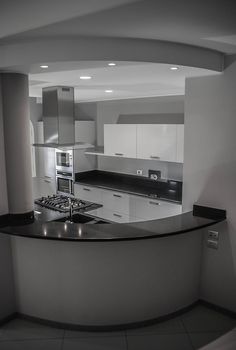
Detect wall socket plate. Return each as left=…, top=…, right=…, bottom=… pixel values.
left=137, top=170, right=143, bottom=175
left=207, top=240, right=218, bottom=249
left=208, top=230, right=219, bottom=241
left=207, top=230, right=219, bottom=249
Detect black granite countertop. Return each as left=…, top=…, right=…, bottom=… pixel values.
left=0, top=205, right=226, bottom=242
left=74, top=170, right=182, bottom=203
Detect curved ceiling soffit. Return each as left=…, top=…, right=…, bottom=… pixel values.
left=0, top=37, right=224, bottom=72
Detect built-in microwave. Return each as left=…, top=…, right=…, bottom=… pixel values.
left=56, top=170, right=74, bottom=196
left=56, top=150, right=73, bottom=172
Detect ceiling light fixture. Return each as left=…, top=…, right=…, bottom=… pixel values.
left=40, top=65, right=48, bottom=69
left=80, top=76, right=92, bottom=80
left=108, top=63, right=116, bottom=66
left=105, top=90, right=113, bottom=93
left=170, top=67, right=179, bottom=71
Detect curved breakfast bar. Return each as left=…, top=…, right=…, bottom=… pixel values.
left=0, top=206, right=226, bottom=329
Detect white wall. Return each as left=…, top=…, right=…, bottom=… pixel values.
left=0, top=76, right=8, bottom=215
left=96, top=95, right=184, bottom=180
left=183, top=60, right=236, bottom=312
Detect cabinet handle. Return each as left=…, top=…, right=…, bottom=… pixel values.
left=113, top=213, right=122, bottom=218
left=44, top=180, right=51, bottom=183
left=44, top=175, right=52, bottom=179
left=113, top=194, right=122, bottom=198
left=149, top=201, right=160, bottom=206
left=115, top=153, right=124, bottom=156
left=150, top=156, right=160, bottom=159
left=83, top=188, right=91, bottom=192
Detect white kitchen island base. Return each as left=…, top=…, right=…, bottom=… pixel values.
left=11, top=230, right=202, bottom=327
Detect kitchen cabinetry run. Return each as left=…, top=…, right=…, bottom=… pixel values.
left=74, top=183, right=182, bottom=223
left=104, top=124, right=137, bottom=158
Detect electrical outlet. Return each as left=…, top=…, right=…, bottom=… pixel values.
left=137, top=169, right=143, bottom=175
left=208, top=230, right=219, bottom=241
left=207, top=240, right=218, bottom=249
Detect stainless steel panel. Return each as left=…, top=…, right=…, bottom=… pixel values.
left=43, top=86, right=74, bottom=145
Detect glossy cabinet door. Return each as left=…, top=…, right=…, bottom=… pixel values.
left=133, top=195, right=182, bottom=221
left=102, top=190, right=130, bottom=214
left=104, top=124, right=137, bottom=158
left=37, top=122, right=56, bottom=195
left=137, top=124, right=177, bottom=162
left=88, top=208, right=137, bottom=223
left=74, top=184, right=103, bottom=204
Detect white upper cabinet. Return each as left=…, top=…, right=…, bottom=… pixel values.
left=104, top=124, right=137, bottom=158
left=137, top=124, right=177, bottom=162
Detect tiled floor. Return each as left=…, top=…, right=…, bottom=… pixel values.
left=0, top=305, right=235, bottom=350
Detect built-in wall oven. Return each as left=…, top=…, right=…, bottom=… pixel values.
left=56, top=150, right=74, bottom=196
left=56, top=150, right=73, bottom=172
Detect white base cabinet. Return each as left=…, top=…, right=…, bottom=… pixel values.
left=74, top=183, right=182, bottom=223
left=74, top=184, right=103, bottom=204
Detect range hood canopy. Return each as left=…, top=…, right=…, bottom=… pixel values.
left=34, top=86, right=93, bottom=150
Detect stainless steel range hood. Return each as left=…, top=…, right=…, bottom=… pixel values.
left=34, top=86, right=93, bottom=150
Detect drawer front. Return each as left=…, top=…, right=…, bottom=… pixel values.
left=74, top=184, right=103, bottom=204
left=88, top=208, right=135, bottom=223
left=102, top=190, right=130, bottom=214
left=134, top=196, right=182, bottom=220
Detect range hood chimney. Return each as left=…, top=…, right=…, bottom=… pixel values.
left=43, top=86, right=75, bottom=145
left=34, top=86, right=93, bottom=150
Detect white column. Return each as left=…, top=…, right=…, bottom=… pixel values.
left=1, top=73, right=33, bottom=214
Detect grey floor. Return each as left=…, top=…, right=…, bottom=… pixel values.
left=0, top=305, right=235, bottom=350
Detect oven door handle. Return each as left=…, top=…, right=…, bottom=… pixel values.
left=70, top=179, right=74, bottom=195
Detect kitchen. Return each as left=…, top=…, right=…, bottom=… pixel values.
left=0, top=1, right=236, bottom=349
left=32, top=83, right=184, bottom=225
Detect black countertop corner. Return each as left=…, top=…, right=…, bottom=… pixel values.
left=75, top=170, right=182, bottom=203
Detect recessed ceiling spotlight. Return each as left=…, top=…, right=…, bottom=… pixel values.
left=170, top=67, right=179, bottom=71
left=105, top=89, right=113, bottom=93
left=40, top=65, right=48, bottom=69
left=80, top=76, right=92, bottom=80
left=108, top=63, right=116, bottom=66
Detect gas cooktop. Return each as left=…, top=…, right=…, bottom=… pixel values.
left=35, top=195, right=95, bottom=213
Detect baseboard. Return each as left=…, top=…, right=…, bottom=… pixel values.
left=17, top=302, right=199, bottom=332
left=2, top=300, right=235, bottom=331
left=199, top=299, right=236, bottom=319
left=0, top=313, right=17, bottom=327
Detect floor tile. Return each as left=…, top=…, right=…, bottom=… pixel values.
left=64, top=329, right=125, bottom=338
left=181, top=306, right=236, bottom=333
left=188, top=331, right=226, bottom=349
left=198, top=329, right=236, bottom=350
left=62, top=336, right=127, bottom=350
left=126, top=317, right=185, bottom=335
left=0, top=318, right=64, bottom=341
left=127, top=333, right=193, bottom=350
left=0, top=339, right=62, bottom=350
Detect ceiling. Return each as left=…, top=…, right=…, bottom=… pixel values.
left=1, top=0, right=236, bottom=54
left=0, top=0, right=233, bottom=102
left=0, top=0, right=139, bottom=39
left=29, top=61, right=220, bottom=102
